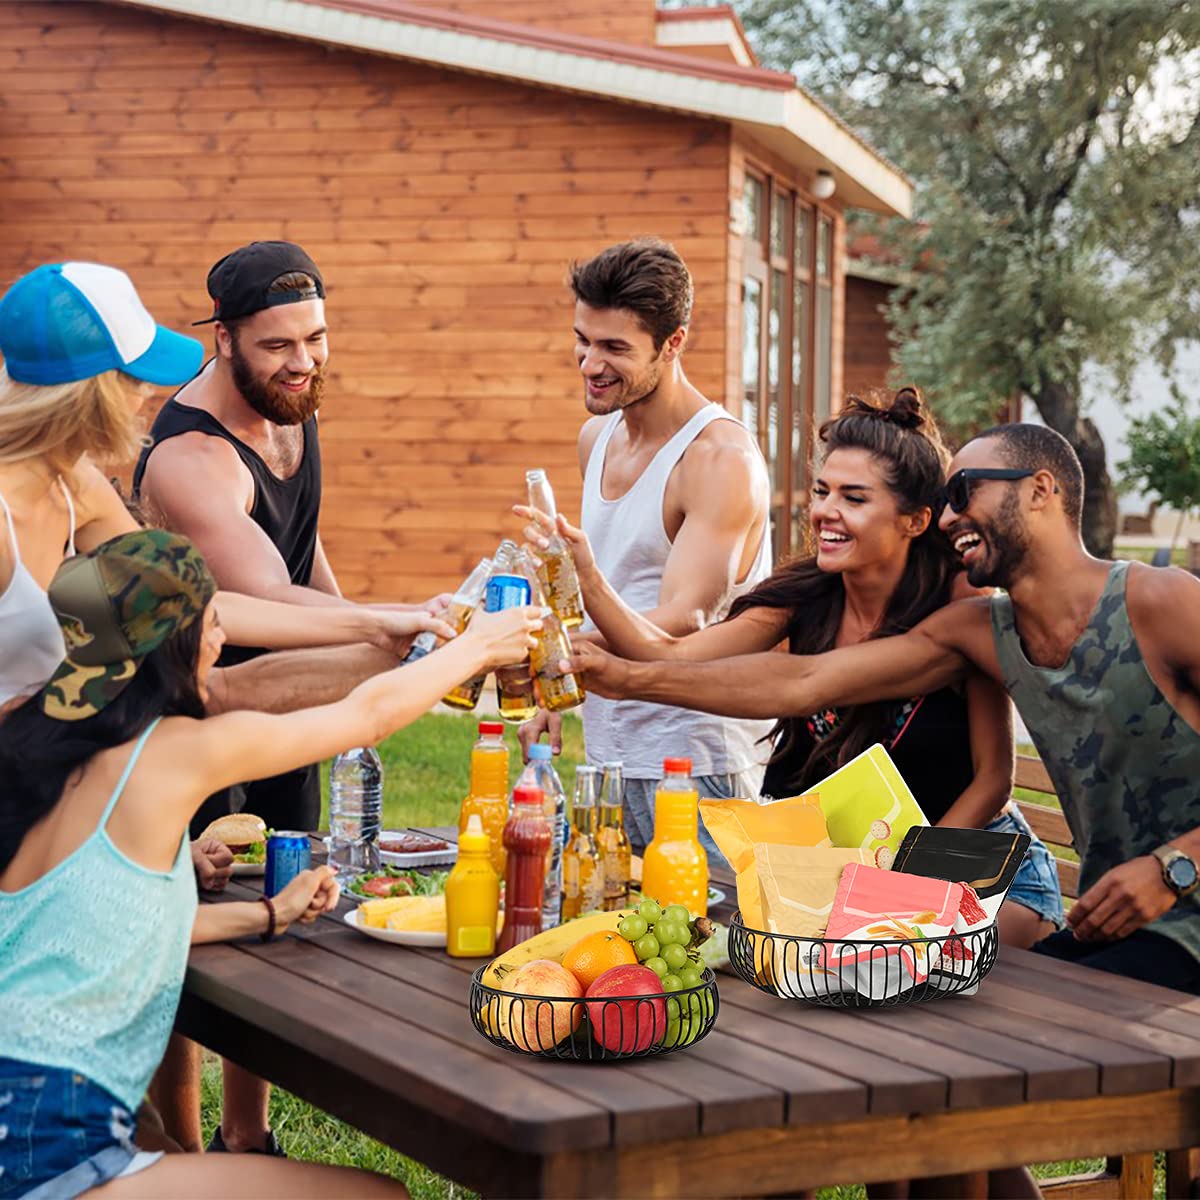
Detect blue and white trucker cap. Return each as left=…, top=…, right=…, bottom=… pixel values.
left=0, top=262, right=204, bottom=387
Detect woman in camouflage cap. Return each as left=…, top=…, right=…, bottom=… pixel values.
left=0, top=528, right=543, bottom=1198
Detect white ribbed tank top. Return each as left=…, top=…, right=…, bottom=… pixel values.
left=581, top=405, right=774, bottom=779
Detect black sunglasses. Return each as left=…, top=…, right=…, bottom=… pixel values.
left=937, top=468, right=1035, bottom=516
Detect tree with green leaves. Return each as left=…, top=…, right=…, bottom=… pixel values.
left=1120, top=402, right=1200, bottom=554
left=737, top=0, right=1200, bottom=555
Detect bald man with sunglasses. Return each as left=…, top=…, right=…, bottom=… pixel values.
left=570, top=422, right=1200, bottom=996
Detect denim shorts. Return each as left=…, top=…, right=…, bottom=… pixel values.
left=623, top=766, right=765, bottom=873
left=987, top=806, right=1066, bottom=928
left=0, top=1057, right=161, bottom=1199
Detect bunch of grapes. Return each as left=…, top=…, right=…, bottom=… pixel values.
left=617, top=898, right=714, bottom=1048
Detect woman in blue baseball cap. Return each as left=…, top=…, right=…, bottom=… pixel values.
left=0, top=261, right=454, bottom=716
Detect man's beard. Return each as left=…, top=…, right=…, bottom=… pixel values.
left=231, top=341, right=324, bottom=426
left=583, top=355, right=665, bottom=416
left=967, top=488, right=1030, bottom=589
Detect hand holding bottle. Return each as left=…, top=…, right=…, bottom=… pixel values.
left=460, top=605, right=545, bottom=670
left=513, top=504, right=596, bottom=577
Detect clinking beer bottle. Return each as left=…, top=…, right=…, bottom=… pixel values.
left=488, top=551, right=539, bottom=724
left=561, top=765, right=605, bottom=920
left=404, top=556, right=492, bottom=668
left=526, top=468, right=584, bottom=629
left=597, top=762, right=631, bottom=911
left=446, top=540, right=522, bottom=709
left=519, top=556, right=585, bottom=715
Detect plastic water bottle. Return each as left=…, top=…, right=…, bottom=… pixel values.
left=516, top=744, right=567, bottom=928
left=328, top=746, right=383, bottom=882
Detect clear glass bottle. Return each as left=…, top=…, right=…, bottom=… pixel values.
left=642, top=757, right=708, bottom=917
left=404, top=556, right=491, bottom=667
left=515, top=743, right=567, bottom=929
left=526, top=468, right=584, bottom=628
left=458, top=721, right=511, bottom=878
left=520, top=557, right=585, bottom=714
left=327, top=745, right=383, bottom=883
left=561, top=765, right=605, bottom=920
left=597, top=762, right=632, bottom=911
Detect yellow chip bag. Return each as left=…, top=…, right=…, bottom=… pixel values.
left=754, top=844, right=872, bottom=937
left=699, top=794, right=828, bottom=930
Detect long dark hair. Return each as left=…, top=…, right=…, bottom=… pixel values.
left=0, top=619, right=206, bottom=874
left=728, top=386, right=957, bottom=791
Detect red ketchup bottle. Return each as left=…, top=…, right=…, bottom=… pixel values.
left=496, top=784, right=553, bottom=953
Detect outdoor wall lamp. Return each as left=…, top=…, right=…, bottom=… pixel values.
left=812, top=169, right=837, bottom=200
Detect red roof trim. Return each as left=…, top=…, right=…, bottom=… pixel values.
left=294, top=0, right=796, bottom=89
left=656, top=4, right=759, bottom=68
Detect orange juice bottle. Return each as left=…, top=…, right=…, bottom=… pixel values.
left=641, top=757, right=708, bottom=917
left=446, top=815, right=500, bottom=958
left=458, top=721, right=510, bottom=878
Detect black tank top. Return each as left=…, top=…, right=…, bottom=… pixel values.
left=760, top=686, right=976, bottom=824
left=133, top=396, right=322, bottom=664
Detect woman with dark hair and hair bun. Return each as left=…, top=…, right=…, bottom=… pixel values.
left=528, top=385, right=1063, bottom=950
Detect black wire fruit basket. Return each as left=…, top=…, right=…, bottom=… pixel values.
left=469, top=966, right=720, bottom=1060
left=728, top=912, right=998, bottom=1008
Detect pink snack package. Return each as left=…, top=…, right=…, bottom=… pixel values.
left=820, top=863, right=963, bottom=998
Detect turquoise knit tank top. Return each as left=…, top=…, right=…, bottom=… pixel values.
left=0, top=719, right=197, bottom=1109
left=991, top=562, right=1200, bottom=961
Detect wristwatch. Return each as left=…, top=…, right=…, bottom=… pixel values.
left=1152, top=846, right=1199, bottom=898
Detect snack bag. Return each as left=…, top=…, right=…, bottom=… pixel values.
left=751, top=844, right=870, bottom=1001
left=821, top=864, right=962, bottom=999
left=700, top=793, right=828, bottom=930
left=803, top=744, right=927, bottom=868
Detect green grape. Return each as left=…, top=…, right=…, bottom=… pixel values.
left=661, top=943, right=688, bottom=971
left=661, top=974, right=683, bottom=992
left=663, top=905, right=692, bottom=925
left=665, top=996, right=682, bottom=1020
left=654, top=920, right=688, bottom=947
left=638, top=899, right=663, bottom=923
left=644, top=956, right=669, bottom=979
left=660, top=1018, right=682, bottom=1048
left=618, top=914, right=648, bottom=942
left=633, top=933, right=660, bottom=961
left=678, top=966, right=702, bottom=989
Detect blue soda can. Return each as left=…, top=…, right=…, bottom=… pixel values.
left=485, top=573, right=532, bottom=613
left=265, top=831, right=311, bottom=897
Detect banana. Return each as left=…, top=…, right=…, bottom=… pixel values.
left=481, top=909, right=631, bottom=987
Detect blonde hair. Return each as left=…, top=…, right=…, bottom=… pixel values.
left=0, top=366, right=146, bottom=477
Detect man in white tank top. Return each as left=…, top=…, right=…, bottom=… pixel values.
left=522, top=239, right=774, bottom=865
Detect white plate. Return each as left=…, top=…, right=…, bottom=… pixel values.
left=343, top=906, right=447, bottom=947
left=232, top=861, right=264, bottom=876
left=708, top=887, right=727, bottom=907
left=377, top=831, right=458, bottom=869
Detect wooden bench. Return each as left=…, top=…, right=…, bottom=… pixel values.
left=1016, top=754, right=1196, bottom=1199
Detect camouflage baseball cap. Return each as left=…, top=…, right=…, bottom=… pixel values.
left=41, top=529, right=217, bottom=722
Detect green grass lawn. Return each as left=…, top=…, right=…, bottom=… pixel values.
left=201, top=713, right=1164, bottom=1197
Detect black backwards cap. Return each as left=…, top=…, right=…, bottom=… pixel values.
left=193, top=241, right=324, bottom=325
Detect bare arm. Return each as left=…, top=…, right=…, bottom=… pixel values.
left=308, top=532, right=342, bottom=597
left=569, top=604, right=983, bottom=720
left=934, top=672, right=1015, bottom=829
left=139, top=434, right=353, bottom=608
left=190, top=867, right=339, bottom=944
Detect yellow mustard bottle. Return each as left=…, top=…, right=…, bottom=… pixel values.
left=446, top=815, right=500, bottom=958
left=458, top=721, right=510, bottom=878
left=641, top=757, right=708, bottom=917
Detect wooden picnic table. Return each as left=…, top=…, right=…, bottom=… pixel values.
left=180, top=831, right=1200, bottom=1197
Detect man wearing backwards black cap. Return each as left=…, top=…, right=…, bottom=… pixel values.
left=133, top=242, right=441, bottom=1156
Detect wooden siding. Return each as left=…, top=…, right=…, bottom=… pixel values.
left=406, top=0, right=658, bottom=45
left=0, top=1, right=732, bottom=601
left=843, top=274, right=894, bottom=399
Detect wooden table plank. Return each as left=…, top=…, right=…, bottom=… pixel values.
left=183, top=941, right=611, bottom=1156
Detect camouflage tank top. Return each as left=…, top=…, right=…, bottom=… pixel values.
left=991, top=560, right=1200, bottom=961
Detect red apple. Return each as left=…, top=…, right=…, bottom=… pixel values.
left=584, top=964, right=667, bottom=1054
left=497, top=960, right=583, bottom=1053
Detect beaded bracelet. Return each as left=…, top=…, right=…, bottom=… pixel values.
left=259, top=895, right=277, bottom=943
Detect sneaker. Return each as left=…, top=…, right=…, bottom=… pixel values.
left=206, top=1126, right=286, bottom=1156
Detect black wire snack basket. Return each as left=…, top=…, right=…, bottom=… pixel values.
left=469, top=966, right=720, bottom=1060
left=728, top=912, right=998, bottom=1008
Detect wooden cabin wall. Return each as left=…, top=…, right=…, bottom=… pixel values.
left=0, top=1, right=732, bottom=601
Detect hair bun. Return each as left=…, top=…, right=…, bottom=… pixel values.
left=884, top=386, right=924, bottom=430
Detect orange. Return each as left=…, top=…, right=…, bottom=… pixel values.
left=560, top=930, right=638, bottom=990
